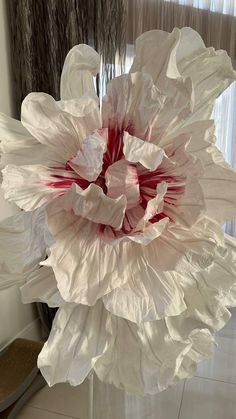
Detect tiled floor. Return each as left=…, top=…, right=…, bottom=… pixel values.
left=16, top=310, right=236, bottom=419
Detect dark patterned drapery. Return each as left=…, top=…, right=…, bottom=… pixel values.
left=7, top=0, right=127, bottom=118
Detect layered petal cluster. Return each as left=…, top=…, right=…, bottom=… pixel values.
left=1, top=27, right=236, bottom=395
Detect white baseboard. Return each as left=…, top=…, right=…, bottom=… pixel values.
left=0, top=317, right=42, bottom=351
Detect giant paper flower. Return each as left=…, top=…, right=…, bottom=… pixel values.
left=1, top=27, right=236, bottom=395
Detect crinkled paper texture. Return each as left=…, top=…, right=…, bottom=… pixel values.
left=1, top=27, right=236, bottom=395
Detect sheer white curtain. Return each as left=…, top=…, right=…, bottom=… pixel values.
left=163, top=0, right=236, bottom=15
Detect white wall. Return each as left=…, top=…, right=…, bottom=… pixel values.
left=0, top=0, right=41, bottom=348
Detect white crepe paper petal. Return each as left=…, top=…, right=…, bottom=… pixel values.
left=60, top=44, right=100, bottom=100
left=0, top=207, right=52, bottom=290
left=37, top=299, right=217, bottom=394
left=94, top=308, right=216, bottom=395
left=103, top=267, right=186, bottom=323
left=20, top=266, right=64, bottom=308
left=105, top=159, right=140, bottom=210
left=0, top=113, right=47, bottom=168
left=123, top=132, right=165, bottom=170
left=60, top=183, right=127, bottom=229
left=177, top=27, right=236, bottom=122
left=2, top=165, right=69, bottom=211
left=69, top=130, right=107, bottom=181
left=38, top=301, right=112, bottom=387
left=43, top=200, right=146, bottom=305
left=21, top=93, right=101, bottom=163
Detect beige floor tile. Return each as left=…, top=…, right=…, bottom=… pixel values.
left=27, top=379, right=89, bottom=419
left=179, top=377, right=236, bottom=419
left=93, top=374, right=184, bottom=419
left=17, top=405, right=75, bottom=419
left=196, top=335, right=236, bottom=384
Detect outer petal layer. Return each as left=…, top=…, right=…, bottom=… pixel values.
left=38, top=234, right=236, bottom=395
left=94, top=317, right=215, bottom=395
left=22, top=93, right=101, bottom=162
left=0, top=208, right=52, bottom=290
left=38, top=301, right=112, bottom=386
left=166, top=234, right=236, bottom=343
left=44, top=199, right=139, bottom=305
left=102, top=219, right=231, bottom=324
left=199, top=145, right=236, bottom=223
left=130, top=28, right=181, bottom=89
left=147, top=217, right=225, bottom=273
left=130, top=27, right=236, bottom=129
left=38, top=299, right=215, bottom=395
left=60, top=44, right=100, bottom=100
left=169, top=120, right=236, bottom=223
left=20, top=266, right=64, bottom=308
left=0, top=113, right=47, bottom=168
left=103, top=268, right=186, bottom=323
left=177, top=27, right=236, bottom=122
left=2, top=165, right=69, bottom=211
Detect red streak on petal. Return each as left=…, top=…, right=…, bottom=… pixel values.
left=44, top=174, right=90, bottom=190
left=99, top=224, right=106, bottom=234
left=166, top=185, right=185, bottom=195
left=150, top=212, right=171, bottom=223
left=98, top=224, right=118, bottom=239
left=120, top=213, right=134, bottom=234
left=103, top=126, right=124, bottom=171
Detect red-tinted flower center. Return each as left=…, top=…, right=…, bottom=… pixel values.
left=48, top=125, right=185, bottom=237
